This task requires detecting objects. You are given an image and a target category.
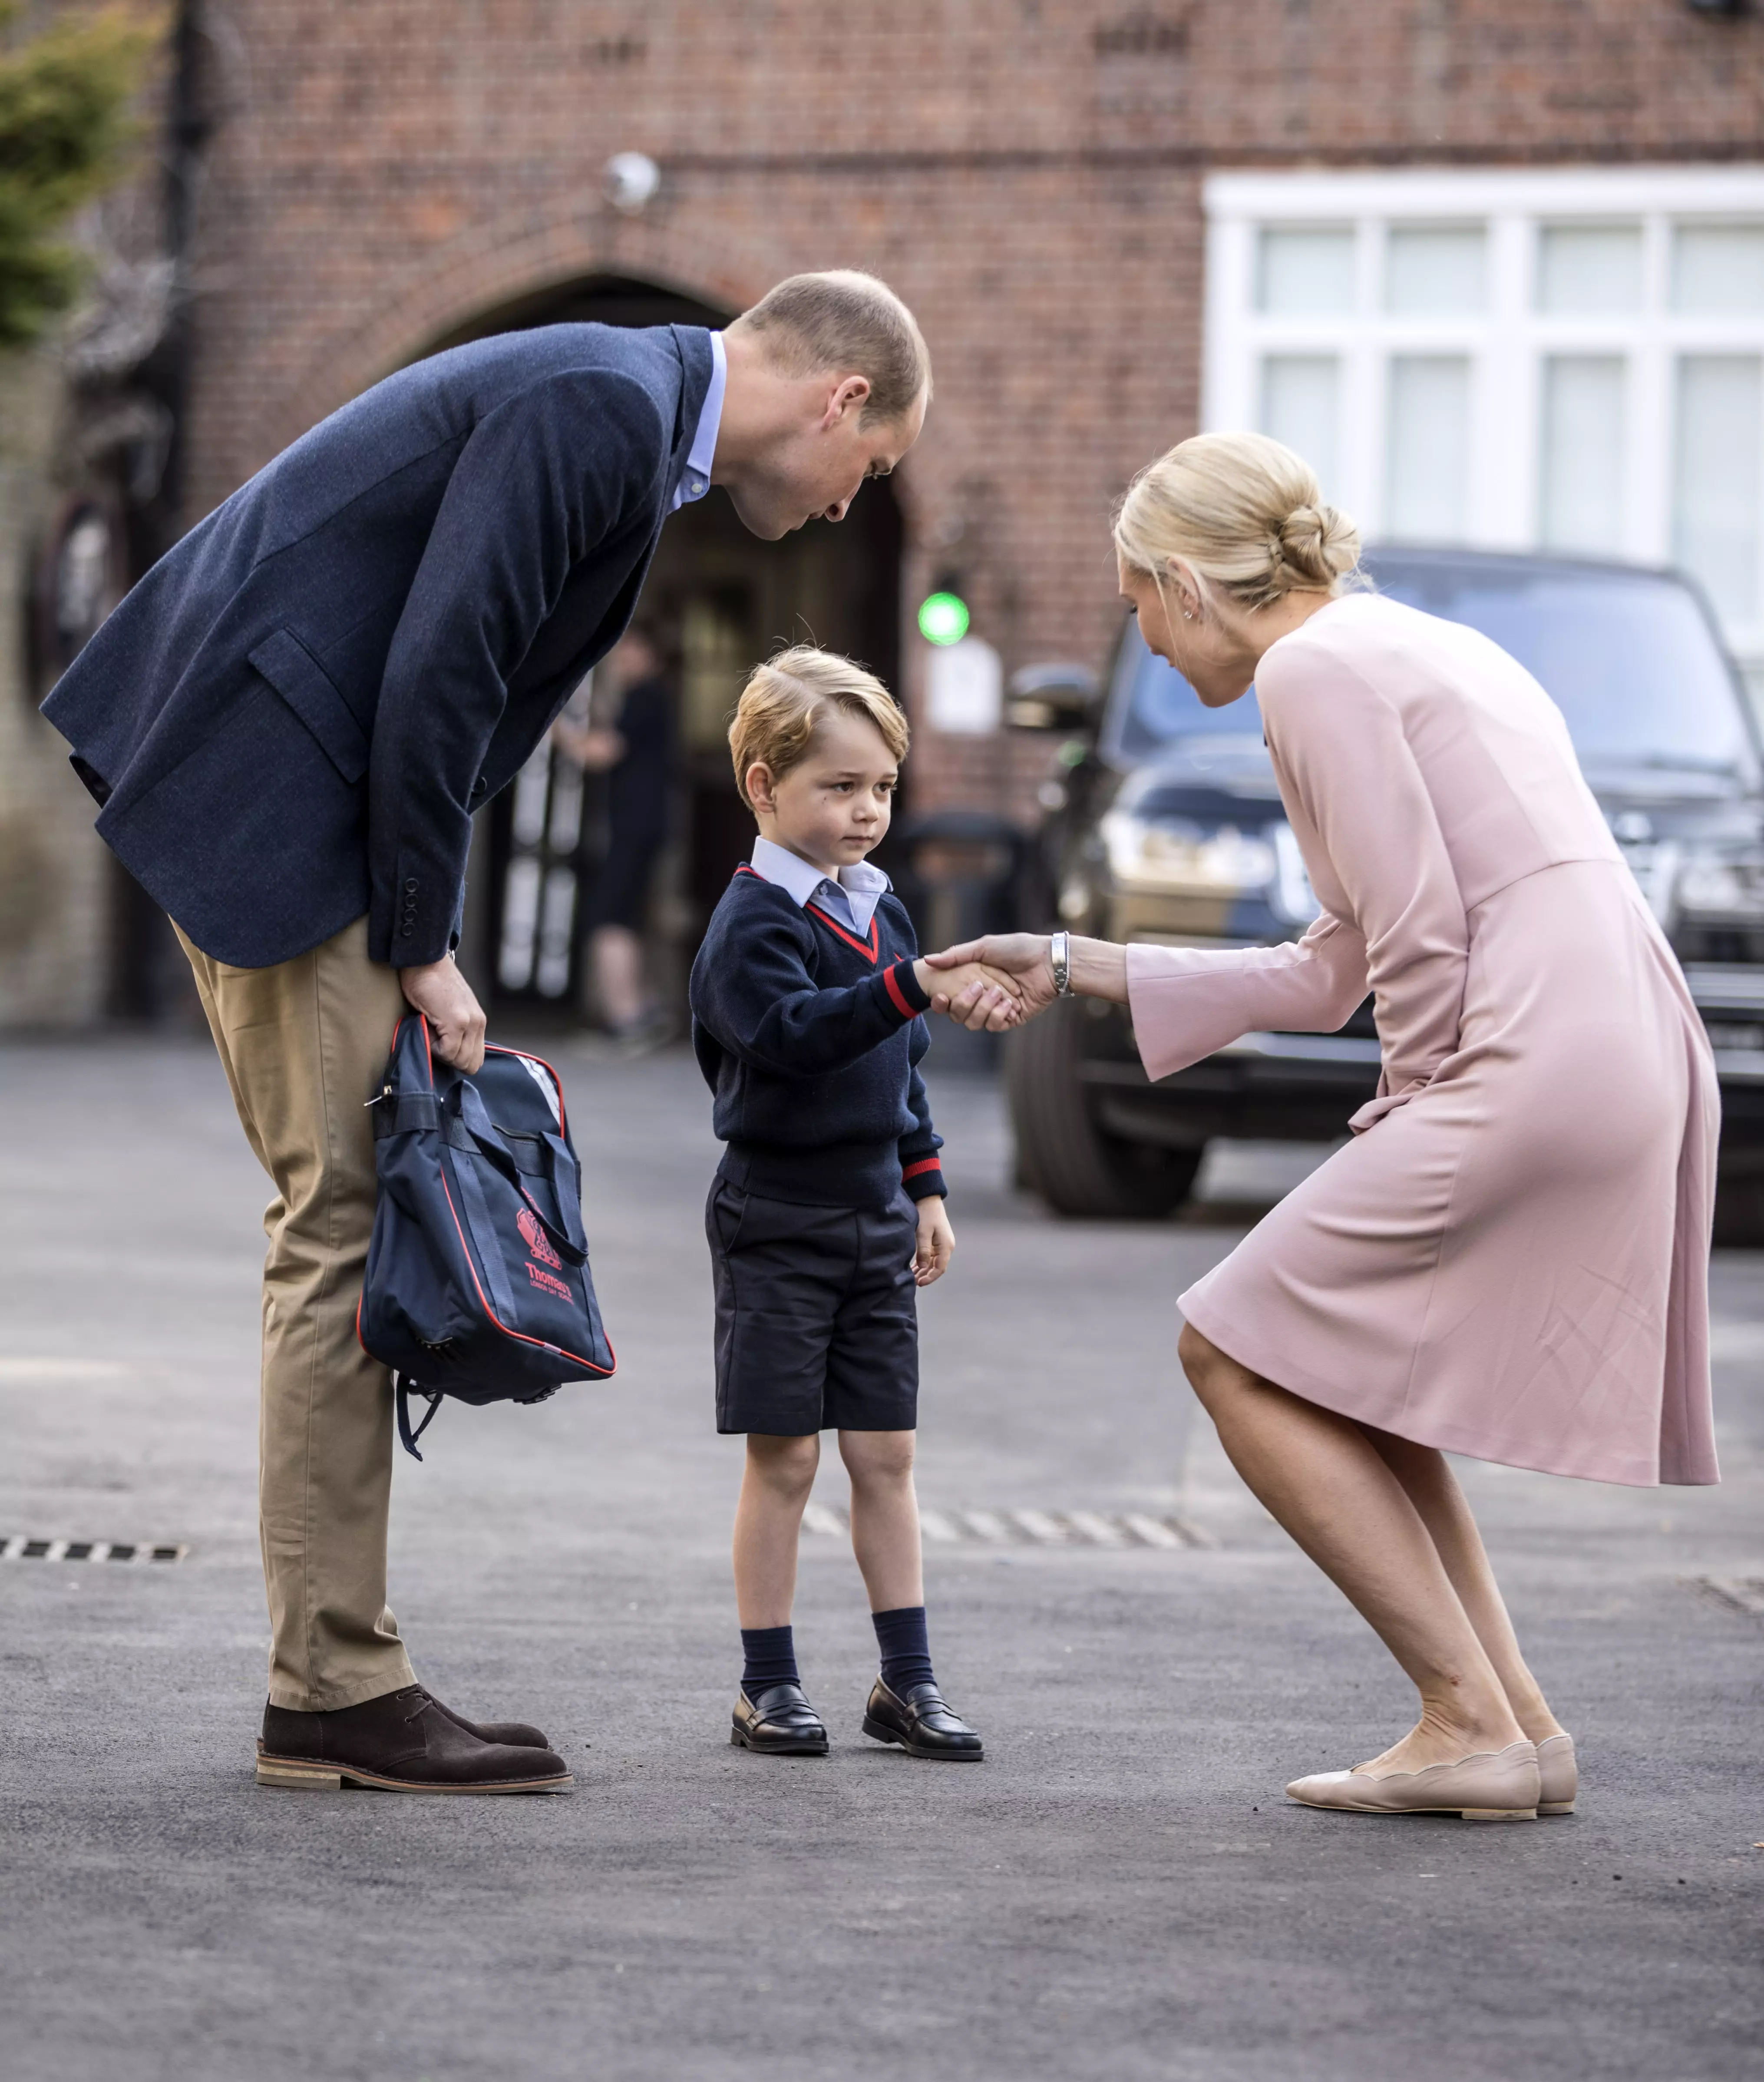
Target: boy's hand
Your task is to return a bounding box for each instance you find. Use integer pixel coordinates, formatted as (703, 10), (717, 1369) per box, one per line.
(913, 1196), (955, 1285)
(914, 958), (1023, 1029)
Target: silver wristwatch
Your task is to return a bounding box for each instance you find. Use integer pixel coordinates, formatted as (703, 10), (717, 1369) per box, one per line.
(1050, 931), (1072, 997)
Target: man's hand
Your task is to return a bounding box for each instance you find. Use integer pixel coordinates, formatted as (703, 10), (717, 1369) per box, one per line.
(924, 934), (1057, 1030)
(913, 957), (1023, 1031)
(913, 1196), (955, 1286)
(400, 955), (487, 1074)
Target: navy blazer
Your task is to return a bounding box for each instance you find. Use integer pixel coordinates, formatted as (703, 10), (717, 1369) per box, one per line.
(43, 323), (714, 967)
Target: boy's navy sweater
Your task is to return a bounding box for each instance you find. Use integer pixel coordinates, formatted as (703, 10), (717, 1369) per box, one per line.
(689, 865), (946, 1211)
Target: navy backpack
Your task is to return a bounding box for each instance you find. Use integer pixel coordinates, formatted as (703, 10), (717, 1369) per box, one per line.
(358, 1016), (615, 1458)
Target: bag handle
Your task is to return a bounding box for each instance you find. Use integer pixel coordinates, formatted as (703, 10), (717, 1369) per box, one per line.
(447, 1083), (588, 1265)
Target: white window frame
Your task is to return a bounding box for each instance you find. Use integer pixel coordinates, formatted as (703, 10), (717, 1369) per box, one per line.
(1204, 166), (1764, 668)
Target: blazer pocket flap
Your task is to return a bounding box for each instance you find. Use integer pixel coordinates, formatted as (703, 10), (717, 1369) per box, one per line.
(248, 629), (370, 784)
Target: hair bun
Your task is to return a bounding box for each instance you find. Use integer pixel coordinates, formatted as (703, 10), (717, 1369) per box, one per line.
(1278, 502), (1356, 587)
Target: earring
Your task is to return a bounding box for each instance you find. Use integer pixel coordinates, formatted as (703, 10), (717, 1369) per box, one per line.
(1183, 609), (1194, 620)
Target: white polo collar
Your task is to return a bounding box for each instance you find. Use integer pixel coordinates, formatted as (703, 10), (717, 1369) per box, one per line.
(749, 836), (892, 935)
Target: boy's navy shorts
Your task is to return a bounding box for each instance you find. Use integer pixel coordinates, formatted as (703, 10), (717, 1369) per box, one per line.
(706, 1178), (920, 1436)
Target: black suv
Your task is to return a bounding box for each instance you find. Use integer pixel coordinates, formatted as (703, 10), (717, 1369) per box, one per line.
(1009, 548), (1764, 1242)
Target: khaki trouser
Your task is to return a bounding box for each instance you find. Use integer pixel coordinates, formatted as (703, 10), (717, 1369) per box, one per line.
(177, 914), (416, 1711)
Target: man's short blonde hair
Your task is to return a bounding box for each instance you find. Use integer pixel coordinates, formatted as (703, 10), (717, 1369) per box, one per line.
(729, 644), (910, 811)
(728, 270), (931, 424)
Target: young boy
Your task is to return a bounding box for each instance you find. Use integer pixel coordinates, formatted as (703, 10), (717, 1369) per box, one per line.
(689, 645), (1016, 1761)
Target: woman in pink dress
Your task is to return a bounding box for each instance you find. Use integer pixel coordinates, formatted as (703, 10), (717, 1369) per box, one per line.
(933, 431), (1719, 1822)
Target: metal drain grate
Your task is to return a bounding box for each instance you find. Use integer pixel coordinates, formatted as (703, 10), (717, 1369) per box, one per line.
(1, 1536), (188, 1564)
(802, 1503), (1209, 1549)
(1693, 1575), (1764, 1615)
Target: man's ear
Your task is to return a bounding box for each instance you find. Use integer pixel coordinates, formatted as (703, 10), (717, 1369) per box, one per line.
(745, 761), (776, 813)
(822, 374), (871, 428)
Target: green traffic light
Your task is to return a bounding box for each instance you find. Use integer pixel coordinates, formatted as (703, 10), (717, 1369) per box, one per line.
(918, 591), (970, 646)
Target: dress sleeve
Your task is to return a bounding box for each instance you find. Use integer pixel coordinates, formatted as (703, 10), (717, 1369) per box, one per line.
(1258, 629), (1470, 1128)
(1127, 915), (1370, 1082)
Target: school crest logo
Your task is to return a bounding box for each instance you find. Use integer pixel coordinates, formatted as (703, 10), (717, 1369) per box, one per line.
(517, 1205), (562, 1271)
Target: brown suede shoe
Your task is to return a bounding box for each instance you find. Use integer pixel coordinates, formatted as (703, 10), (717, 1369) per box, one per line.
(426, 1694), (553, 1751)
(257, 1684), (571, 1793)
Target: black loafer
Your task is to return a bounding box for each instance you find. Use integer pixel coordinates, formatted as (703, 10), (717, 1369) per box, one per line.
(862, 1678), (984, 1761)
(258, 1684), (572, 1793)
(731, 1682), (829, 1755)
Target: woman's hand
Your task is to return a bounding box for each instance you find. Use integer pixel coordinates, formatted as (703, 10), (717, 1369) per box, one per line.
(925, 934), (1058, 1029)
(913, 957), (1024, 1031)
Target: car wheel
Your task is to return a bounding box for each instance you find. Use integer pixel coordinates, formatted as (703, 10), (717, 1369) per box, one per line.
(1005, 998), (1202, 1219)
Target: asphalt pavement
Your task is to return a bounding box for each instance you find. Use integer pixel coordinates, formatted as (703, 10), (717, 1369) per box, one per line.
(3, 1033), (1761, 2082)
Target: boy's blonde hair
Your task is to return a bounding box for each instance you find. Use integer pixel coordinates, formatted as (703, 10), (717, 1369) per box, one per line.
(729, 645), (910, 811)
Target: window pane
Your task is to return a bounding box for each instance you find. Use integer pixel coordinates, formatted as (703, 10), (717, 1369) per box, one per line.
(1674, 355), (1763, 625)
(1257, 228), (1354, 314)
(1259, 354), (1340, 493)
(1536, 225), (1643, 313)
(1385, 355), (1471, 543)
(1539, 356), (1626, 554)
(1673, 224), (1764, 315)
(1386, 226), (1487, 314)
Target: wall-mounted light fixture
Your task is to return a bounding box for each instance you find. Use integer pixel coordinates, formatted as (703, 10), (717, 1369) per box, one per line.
(605, 152), (661, 213)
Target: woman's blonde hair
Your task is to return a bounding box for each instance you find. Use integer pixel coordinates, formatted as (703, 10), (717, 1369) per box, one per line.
(1113, 431), (1361, 616)
(728, 644), (909, 810)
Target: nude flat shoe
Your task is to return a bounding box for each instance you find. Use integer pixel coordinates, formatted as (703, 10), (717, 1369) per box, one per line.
(1286, 1739), (1540, 1821)
(1535, 1732), (1577, 1815)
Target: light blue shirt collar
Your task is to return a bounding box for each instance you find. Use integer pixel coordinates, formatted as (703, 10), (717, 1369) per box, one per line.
(749, 835), (891, 937)
(670, 330), (726, 513)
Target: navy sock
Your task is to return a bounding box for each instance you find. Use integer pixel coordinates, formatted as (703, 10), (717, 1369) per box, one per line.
(872, 1605), (935, 1695)
(740, 1624), (799, 1700)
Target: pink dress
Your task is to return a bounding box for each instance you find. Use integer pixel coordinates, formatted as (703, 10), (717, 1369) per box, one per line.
(1128, 593), (1719, 1487)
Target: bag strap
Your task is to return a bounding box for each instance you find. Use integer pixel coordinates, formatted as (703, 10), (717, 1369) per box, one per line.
(396, 1379), (444, 1462)
(448, 1139), (524, 1323)
(448, 1084), (588, 1265)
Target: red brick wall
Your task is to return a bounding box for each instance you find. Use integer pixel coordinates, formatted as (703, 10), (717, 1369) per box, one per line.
(183, 0), (1764, 814)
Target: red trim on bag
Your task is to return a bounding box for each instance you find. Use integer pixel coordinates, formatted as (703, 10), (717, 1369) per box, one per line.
(901, 1158), (942, 1182)
(882, 963), (917, 1018)
(484, 1043), (568, 1137)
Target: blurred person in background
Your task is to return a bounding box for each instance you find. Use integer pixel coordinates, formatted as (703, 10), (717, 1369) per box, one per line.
(553, 622), (675, 1046)
(40, 269), (931, 1797)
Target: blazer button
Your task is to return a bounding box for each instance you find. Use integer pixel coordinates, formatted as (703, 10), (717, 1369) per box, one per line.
(400, 924), (414, 938)
(404, 878), (418, 893)
(470, 777), (487, 801)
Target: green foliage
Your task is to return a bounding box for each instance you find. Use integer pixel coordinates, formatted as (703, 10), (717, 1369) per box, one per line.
(0, 3), (158, 349)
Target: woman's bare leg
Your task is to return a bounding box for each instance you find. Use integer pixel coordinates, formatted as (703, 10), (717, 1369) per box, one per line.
(1361, 1428), (1567, 1744)
(1179, 1324), (1526, 1772)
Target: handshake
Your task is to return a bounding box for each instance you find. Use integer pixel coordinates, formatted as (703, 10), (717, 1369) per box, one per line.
(909, 934), (1055, 1034)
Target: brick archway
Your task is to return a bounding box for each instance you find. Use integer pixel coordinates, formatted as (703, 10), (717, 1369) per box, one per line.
(271, 203), (803, 455)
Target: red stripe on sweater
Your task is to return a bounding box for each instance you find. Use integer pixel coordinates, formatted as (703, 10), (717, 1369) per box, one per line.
(882, 962), (917, 1017)
(901, 1157), (943, 1182)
